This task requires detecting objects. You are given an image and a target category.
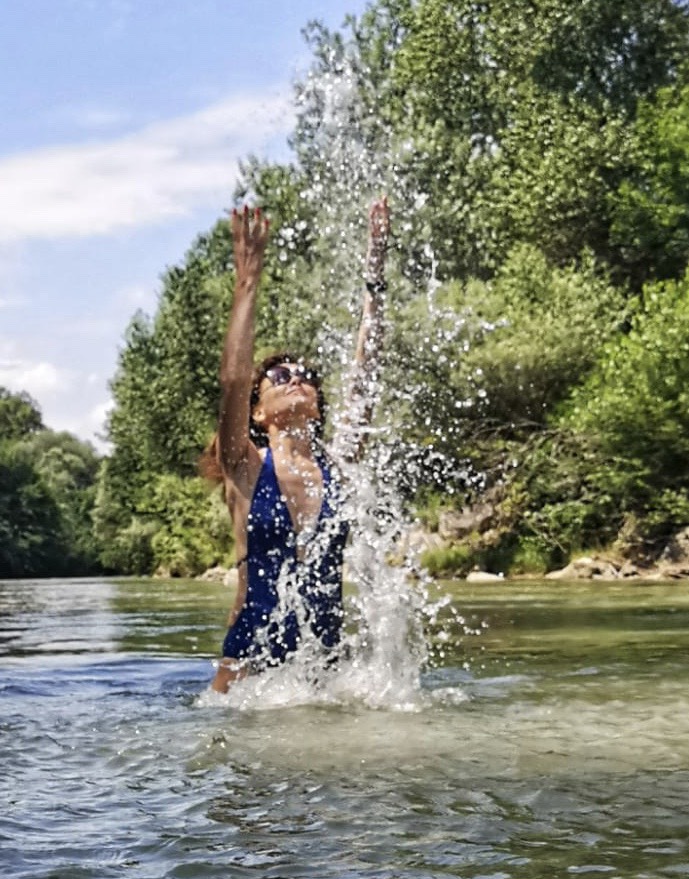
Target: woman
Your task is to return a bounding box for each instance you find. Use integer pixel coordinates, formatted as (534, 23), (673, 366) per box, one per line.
(208, 197), (390, 692)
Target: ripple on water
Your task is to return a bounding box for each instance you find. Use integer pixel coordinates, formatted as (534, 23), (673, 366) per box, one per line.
(5, 575), (689, 877)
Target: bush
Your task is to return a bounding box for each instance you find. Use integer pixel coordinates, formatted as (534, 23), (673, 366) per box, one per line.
(420, 544), (475, 578)
(142, 474), (233, 576)
(95, 518), (157, 575)
(562, 272), (689, 521)
(388, 244), (627, 476)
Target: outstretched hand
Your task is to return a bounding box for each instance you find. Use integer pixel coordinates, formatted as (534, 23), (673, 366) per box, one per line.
(366, 195), (390, 287)
(231, 205), (270, 286)
(369, 195), (390, 246)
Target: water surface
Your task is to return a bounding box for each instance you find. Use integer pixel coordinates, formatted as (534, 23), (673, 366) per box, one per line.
(2, 576), (689, 878)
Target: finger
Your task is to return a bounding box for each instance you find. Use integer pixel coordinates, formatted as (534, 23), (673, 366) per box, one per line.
(255, 208), (270, 241)
(251, 206), (262, 237)
(248, 207), (268, 244)
(241, 204), (250, 238)
(230, 207), (242, 242)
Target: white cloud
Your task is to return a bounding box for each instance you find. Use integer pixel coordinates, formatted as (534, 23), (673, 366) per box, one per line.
(114, 281), (158, 313)
(0, 89), (295, 243)
(0, 296), (24, 309)
(50, 398), (114, 452)
(0, 348), (112, 447)
(0, 241), (25, 303)
(50, 282), (158, 340)
(56, 105), (134, 132)
(0, 358), (74, 397)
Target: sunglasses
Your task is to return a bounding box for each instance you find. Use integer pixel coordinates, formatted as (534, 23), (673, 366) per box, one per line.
(264, 364), (318, 388)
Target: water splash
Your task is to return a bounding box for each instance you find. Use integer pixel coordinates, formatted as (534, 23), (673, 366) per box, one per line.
(199, 37), (495, 712)
(197, 424), (474, 713)
(199, 455), (433, 712)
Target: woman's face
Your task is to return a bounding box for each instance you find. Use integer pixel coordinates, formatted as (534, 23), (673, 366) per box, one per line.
(253, 363), (321, 430)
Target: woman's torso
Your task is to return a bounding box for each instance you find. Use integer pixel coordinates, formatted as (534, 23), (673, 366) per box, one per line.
(222, 446), (349, 662)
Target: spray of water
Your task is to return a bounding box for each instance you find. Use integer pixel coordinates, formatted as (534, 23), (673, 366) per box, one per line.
(199, 44), (487, 712)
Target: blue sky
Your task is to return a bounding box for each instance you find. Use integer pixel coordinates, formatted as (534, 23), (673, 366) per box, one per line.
(0, 0), (370, 448)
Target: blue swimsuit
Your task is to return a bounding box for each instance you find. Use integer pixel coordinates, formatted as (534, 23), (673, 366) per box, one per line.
(222, 447), (349, 667)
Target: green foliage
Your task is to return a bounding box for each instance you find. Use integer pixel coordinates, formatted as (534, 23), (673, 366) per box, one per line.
(560, 272), (689, 523)
(0, 391), (103, 578)
(568, 275), (689, 471)
(389, 245), (626, 472)
(0, 387), (43, 441)
(95, 222), (236, 571)
(387, 0), (689, 279)
(508, 537), (553, 577)
(14, 430), (102, 573)
(98, 518), (158, 576)
(143, 475), (233, 577)
(628, 489), (689, 554)
(611, 80), (689, 284)
(94, 476), (232, 577)
(486, 94), (633, 271)
(411, 490), (453, 532)
(488, 271), (689, 562)
(107, 221), (234, 483)
(421, 543), (474, 578)
(90, 0), (689, 576)
(393, 0), (688, 121)
(0, 443), (63, 577)
(234, 159), (328, 357)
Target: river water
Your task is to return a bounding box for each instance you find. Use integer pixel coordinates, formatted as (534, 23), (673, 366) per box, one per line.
(2, 576), (689, 878)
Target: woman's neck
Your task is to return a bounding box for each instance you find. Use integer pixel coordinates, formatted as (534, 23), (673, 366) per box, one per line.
(267, 425), (316, 461)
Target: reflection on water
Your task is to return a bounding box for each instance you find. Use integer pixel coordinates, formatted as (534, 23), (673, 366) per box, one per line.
(0, 577), (122, 658)
(2, 577), (689, 878)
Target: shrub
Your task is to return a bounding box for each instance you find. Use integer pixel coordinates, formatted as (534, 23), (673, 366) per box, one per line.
(420, 544), (475, 578)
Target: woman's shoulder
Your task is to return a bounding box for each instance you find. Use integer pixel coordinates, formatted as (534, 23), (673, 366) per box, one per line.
(221, 442), (266, 499)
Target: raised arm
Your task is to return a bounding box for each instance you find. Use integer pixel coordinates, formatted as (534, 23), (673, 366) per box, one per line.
(217, 206), (270, 475)
(338, 196), (391, 462)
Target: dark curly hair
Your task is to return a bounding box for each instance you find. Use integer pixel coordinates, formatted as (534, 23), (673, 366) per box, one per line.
(199, 351), (327, 484)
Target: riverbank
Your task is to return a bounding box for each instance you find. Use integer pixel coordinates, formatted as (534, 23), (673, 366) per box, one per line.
(398, 519), (689, 583)
(464, 555), (689, 583)
(192, 550), (689, 587)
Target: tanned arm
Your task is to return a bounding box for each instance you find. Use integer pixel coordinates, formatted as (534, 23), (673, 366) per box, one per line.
(337, 196), (391, 462)
(217, 207), (270, 632)
(217, 206), (270, 476)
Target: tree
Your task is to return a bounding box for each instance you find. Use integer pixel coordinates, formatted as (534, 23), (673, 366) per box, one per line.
(611, 78), (689, 285)
(507, 268), (689, 560)
(387, 245), (626, 474)
(143, 474), (233, 577)
(15, 430), (102, 573)
(0, 444), (63, 577)
(387, 0), (689, 279)
(96, 222), (240, 573)
(0, 388), (43, 442)
(0, 392), (103, 577)
(566, 270), (689, 511)
(95, 0), (689, 575)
